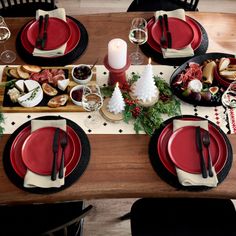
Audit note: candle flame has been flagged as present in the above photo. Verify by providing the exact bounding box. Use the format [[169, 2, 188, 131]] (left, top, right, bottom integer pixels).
[[116, 82, 119, 88], [148, 58, 152, 64]]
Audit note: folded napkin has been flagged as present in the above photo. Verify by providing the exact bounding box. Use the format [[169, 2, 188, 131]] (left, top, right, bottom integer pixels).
[[24, 119, 67, 188], [33, 8, 67, 57], [173, 119, 218, 187], [154, 9, 194, 58]]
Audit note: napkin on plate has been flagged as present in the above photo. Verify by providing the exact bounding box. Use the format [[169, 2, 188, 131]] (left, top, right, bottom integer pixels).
[[154, 9, 194, 58], [23, 119, 67, 188], [173, 119, 218, 187], [33, 8, 67, 57]]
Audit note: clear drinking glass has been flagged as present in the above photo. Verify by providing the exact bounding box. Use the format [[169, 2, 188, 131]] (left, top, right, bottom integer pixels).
[[128, 17, 148, 65], [82, 84, 103, 129], [221, 81, 236, 108], [0, 16, 16, 63]]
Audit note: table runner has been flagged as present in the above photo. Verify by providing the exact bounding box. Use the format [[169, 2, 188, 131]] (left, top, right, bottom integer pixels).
[[0, 65, 232, 135]]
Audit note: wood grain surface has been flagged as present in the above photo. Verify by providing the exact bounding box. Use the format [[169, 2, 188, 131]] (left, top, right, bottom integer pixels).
[[1, 12, 236, 204]]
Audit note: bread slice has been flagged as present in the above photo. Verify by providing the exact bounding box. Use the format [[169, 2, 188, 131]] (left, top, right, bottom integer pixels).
[[48, 94, 69, 108], [9, 68, 20, 79], [22, 65, 42, 73], [17, 66, 30, 79], [220, 70, 236, 80]]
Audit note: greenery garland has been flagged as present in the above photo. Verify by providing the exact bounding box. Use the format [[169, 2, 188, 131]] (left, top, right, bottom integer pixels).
[[102, 73, 181, 135]]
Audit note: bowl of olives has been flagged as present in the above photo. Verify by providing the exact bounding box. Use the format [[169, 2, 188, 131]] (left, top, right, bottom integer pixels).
[[72, 64, 92, 84]]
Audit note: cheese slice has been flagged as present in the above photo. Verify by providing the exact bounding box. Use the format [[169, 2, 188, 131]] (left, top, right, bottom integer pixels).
[[15, 80, 25, 92]]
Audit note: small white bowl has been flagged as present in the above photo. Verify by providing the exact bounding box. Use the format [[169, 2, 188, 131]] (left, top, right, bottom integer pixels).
[[70, 85, 86, 106], [72, 64, 92, 84]]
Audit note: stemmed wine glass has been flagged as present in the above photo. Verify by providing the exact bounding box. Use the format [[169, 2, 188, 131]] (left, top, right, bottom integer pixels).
[[0, 16, 16, 63], [128, 17, 148, 65], [82, 84, 103, 129]]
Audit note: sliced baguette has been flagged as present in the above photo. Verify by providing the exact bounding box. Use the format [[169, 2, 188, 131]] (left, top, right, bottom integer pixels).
[[17, 66, 30, 79], [9, 68, 20, 79], [22, 65, 42, 73], [48, 94, 69, 108], [220, 70, 236, 80]]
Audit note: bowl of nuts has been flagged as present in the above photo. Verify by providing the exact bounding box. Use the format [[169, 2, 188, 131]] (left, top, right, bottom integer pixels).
[[72, 64, 92, 84]]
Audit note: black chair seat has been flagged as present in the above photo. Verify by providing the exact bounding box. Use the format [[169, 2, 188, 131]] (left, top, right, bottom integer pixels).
[[127, 0, 199, 12], [125, 198, 236, 236], [0, 201, 92, 236], [0, 1, 57, 17]]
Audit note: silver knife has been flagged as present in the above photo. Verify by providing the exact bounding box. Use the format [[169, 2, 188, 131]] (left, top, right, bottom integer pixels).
[[51, 128, 60, 181], [196, 126, 208, 178], [41, 14, 49, 49]]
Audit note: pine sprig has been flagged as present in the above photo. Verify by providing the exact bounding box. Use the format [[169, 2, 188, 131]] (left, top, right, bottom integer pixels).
[[101, 74, 181, 135]]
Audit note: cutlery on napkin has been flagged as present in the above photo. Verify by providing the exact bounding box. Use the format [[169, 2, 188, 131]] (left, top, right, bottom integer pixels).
[[163, 14, 172, 48], [172, 119, 218, 187], [24, 119, 67, 188], [33, 8, 67, 57], [154, 9, 194, 58]]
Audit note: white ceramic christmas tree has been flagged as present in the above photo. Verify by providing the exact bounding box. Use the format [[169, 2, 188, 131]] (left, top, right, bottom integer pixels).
[[133, 58, 158, 102], [107, 83, 125, 114]]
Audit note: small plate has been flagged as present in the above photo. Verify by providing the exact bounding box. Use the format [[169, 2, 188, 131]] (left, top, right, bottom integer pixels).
[[151, 17, 194, 49], [27, 17, 71, 50]]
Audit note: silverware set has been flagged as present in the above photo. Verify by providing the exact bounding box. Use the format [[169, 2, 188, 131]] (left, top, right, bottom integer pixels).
[[51, 128, 68, 181], [158, 14, 172, 48], [196, 126, 213, 178], [35, 14, 49, 49]]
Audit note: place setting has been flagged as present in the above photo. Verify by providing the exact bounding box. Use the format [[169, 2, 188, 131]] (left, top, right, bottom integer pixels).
[[149, 115, 233, 191], [139, 9, 209, 65], [16, 8, 89, 66], [2, 115, 90, 194]]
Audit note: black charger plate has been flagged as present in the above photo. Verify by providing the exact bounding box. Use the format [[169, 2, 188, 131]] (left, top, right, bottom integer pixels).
[[3, 116, 90, 194], [16, 16, 88, 66], [149, 115, 233, 191]]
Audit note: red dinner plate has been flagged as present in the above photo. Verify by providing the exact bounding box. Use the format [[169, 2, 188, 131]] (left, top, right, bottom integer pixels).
[[21, 17, 81, 57], [147, 16, 202, 53], [10, 125, 81, 178], [157, 122, 227, 176], [27, 17, 71, 50], [151, 17, 194, 49], [167, 126, 220, 174]]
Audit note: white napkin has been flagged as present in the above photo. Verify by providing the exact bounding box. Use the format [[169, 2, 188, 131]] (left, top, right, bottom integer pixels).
[[24, 119, 67, 188], [33, 8, 67, 57], [173, 119, 218, 187], [154, 9, 194, 58]]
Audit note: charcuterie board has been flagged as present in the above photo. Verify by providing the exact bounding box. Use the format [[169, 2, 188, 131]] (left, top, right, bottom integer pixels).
[[0, 66, 96, 113]]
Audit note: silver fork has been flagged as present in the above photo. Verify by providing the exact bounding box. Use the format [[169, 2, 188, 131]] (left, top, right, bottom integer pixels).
[[59, 130, 68, 179], [158, 15, 166, 48], [202, 131, 214, 177]]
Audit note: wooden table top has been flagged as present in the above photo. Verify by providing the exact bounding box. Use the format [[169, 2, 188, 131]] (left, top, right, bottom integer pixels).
[[1, 12, 236, 204]]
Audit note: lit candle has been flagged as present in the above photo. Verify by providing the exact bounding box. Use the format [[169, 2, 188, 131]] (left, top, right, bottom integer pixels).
[[108, 38, 127, 69]]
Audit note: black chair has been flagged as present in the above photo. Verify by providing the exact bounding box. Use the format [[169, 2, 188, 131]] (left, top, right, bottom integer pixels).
[[0, 0, 57, 17], [0, 201, 93, 236], [127, 0, 199, 12], [120, 198, 236, 236]]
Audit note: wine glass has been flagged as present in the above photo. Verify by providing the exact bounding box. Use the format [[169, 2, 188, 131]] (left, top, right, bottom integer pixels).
[[0, 16, 16, 63], [82, 84, 103, 129], [128, 17, 148, 65], [221, 81, 236, 108]]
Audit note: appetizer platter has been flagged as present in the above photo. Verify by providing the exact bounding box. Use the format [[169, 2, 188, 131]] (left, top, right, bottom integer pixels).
[[170, 53, 235, 106], [0, 65, 96, 112]]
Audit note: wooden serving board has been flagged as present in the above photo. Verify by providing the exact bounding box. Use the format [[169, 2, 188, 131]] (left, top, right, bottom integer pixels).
[[0, 66, 97, 113]]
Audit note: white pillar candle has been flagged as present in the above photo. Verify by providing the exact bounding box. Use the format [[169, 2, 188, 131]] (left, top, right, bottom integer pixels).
[[108, 38, 127, 69]]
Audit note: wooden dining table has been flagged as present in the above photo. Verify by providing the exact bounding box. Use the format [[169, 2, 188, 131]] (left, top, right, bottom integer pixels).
[[1, 11, 236, 204]]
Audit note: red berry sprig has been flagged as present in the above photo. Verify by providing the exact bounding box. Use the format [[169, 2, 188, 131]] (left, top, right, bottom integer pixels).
[[131, 106, 141, 118]]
